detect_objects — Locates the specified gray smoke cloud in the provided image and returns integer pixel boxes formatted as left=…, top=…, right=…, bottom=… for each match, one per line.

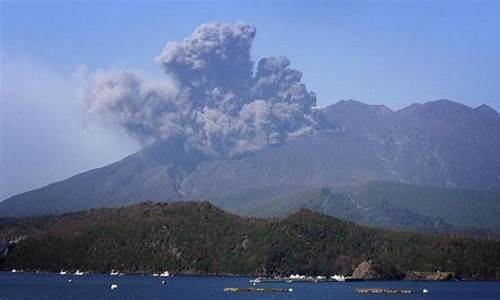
left=85, top=22, right=317, bottom=156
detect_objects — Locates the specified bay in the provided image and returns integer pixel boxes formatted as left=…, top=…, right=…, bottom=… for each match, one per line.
left=1, top=272, right=499, bottom=299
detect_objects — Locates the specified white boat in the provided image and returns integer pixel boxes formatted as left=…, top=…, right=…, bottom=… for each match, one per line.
left=110, top=269, right=119, bottom=276
left=152, top=273, right=159, bottom=277
left=423, top=289, right=429, bottom=294
left=59, top=270, right=68, bottom=275
left=74, top=270, right=84, bottom=276
left=11, top=269, right=17, bottom=273
left=289, top=274, right=306, bottom=280
left=110, top=284, right=118, bottom=290
left=330, top=274, right=346, bottom=282
left=249, top=278, right=261, bottom=283
left=159, top=271, right=170, bottom=277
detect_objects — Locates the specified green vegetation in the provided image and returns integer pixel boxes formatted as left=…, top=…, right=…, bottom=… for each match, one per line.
left=1, top=201, right=499, bottom=279
left=239, top=181, right=500, bottom=237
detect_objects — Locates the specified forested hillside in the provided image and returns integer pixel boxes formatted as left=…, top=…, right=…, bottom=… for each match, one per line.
left=1, top=202, right=499, bottom=279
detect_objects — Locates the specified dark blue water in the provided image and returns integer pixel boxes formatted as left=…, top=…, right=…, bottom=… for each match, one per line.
left=0, top=272, right=499, bottom=299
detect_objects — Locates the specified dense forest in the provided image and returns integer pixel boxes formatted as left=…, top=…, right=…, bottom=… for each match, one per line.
left=1, top=201, right=499, bottom=279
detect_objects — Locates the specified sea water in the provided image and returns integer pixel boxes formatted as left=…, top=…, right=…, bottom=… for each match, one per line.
left=0, top=272, right=499, bottom=299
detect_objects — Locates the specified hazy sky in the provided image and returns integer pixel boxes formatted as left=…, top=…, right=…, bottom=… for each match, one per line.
left=1, top=0, right=500, bottom=199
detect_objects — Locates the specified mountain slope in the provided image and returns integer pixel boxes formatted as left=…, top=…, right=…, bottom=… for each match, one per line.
left=239, top=181, right=500, bottom=234
left=1, top=100, right=499, bottom=234
left=1, top=202, right=499, bottom=279
left=181, top=99, right=500, bottom=204
left=0, top=140, right=206, bottom=216
left=323, top=99, right=500, bottom=190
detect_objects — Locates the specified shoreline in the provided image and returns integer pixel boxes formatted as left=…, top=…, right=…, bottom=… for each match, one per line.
left=1, top=270, right=498, bottom=282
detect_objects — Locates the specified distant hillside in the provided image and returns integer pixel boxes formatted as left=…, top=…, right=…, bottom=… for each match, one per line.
left=237, top=181, right=500, bottom=235
left=1, top=202, right=499, bottom=279
left=1, top=99, right=499, bottom=235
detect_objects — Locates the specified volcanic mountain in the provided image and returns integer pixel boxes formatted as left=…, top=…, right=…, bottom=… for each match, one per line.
left=1, top=99, right=500, bottom=233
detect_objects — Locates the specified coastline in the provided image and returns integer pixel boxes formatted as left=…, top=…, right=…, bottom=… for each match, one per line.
left=2, top=270, right=497, bottom=282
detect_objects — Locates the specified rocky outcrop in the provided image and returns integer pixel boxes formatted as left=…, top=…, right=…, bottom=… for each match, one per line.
left=351, top=260, right=406, bottom=280
left=351, top=261, right=382, bottom=280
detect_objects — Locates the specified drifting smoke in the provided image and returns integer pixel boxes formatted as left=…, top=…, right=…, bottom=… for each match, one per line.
left=85, top=22, right=318, bottom=156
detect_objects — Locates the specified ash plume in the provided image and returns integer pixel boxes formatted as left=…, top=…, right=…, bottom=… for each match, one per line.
left=85, top=22, right=318, bottom=156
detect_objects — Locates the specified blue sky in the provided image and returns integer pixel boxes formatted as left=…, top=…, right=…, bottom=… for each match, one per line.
left=3, top=0, right=500, bottom=108
left=1, top=0, right=500, bottom=199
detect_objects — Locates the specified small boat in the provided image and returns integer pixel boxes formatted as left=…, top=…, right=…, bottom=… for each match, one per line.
left=59, top=270, right=68, bottom=275
left=330, top=274, right=346, bottom=282
left=249, top=278, right=262, bottom=283
left=11, top=269, right=17, bottom=273
left=74, top=270, right=84, bottom=276
left=152, top=273, right=159, bottom=277
left=110, top=269, right=119, bottom=276
left=110, top=284, right=118, bottom=290
left=159, top=271, right=170, bottom=277
left=423, top=288, right=429, bottom=294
